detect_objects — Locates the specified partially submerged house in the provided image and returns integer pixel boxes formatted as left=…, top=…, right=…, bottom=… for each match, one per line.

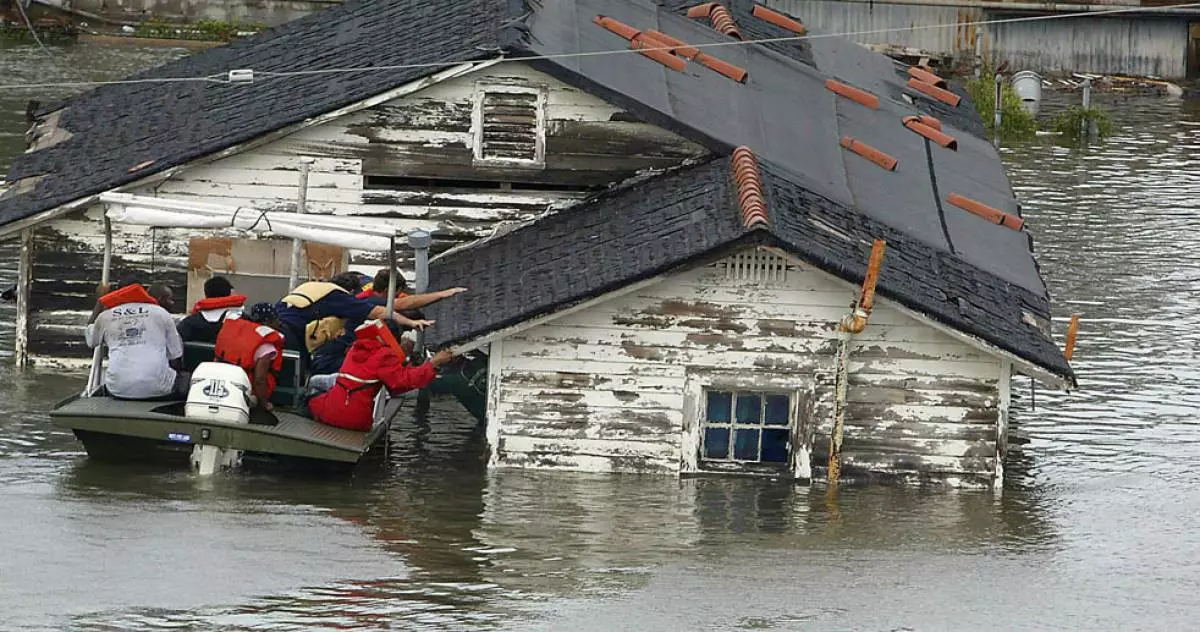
left=0, top=0, right=1074, bottom=485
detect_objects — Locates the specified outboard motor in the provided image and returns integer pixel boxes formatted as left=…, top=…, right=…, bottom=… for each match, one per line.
left=185, top=362, right=251, bottom=474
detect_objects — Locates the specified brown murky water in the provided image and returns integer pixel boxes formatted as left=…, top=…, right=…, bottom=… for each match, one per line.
left=2, top=40, right=1200, bottom=630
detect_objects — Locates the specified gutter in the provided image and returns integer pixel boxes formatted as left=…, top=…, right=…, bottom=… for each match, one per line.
left=772, top=0, right=1200, bottom=16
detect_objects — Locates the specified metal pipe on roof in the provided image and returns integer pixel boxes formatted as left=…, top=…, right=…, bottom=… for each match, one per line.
left=409, top=229, right=432, bottom=357
left=288, top=157, right=314, bottom=289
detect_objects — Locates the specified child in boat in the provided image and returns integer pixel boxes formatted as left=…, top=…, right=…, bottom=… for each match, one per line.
left=85, top=281, right=188, bottom=400
left=177, top=276, right=245, bottom=343
left=214, top=302, right=285, bottom=411
left=306, top=320, right=457, bottom=432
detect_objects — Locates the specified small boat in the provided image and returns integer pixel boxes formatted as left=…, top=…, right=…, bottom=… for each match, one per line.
left=52, top=342, right=407, bottom=474
left=51, top=192, right=443, bottom=475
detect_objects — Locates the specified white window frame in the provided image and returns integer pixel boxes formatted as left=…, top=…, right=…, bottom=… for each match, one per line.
left=682, top=371, right=814, bottom=480
left=471, top=83, right=547, bottom=168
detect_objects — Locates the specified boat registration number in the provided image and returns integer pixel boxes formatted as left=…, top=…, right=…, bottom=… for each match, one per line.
left=167, top=433, right=192, bottom=443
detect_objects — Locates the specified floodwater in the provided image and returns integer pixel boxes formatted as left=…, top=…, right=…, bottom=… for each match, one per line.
left=3, top=40, right=1200, bottom=630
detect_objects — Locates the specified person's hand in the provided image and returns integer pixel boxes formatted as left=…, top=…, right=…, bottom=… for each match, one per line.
left=410, top=319, right=435, bottom=330
left=263, top=401, right=274, bottom=412
left=430, top=349, right=456, bottom=368
left=95, top=283, right=111, bottom=298
left=441, top=287, right=468, bottom=298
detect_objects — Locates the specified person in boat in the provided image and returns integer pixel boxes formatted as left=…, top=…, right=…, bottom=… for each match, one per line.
left=357, top=268, right=467, bottom=314
left=304, top=270, right=465, bottom=375
left=84, top=280, right=188, bottom=400
left=306, top=319, right=457, bottom=432
left=276, top=273, right=433, bottom=359
left=177, top=276, right=246, bottom=343
left=214, top=302, right=285, bottom=412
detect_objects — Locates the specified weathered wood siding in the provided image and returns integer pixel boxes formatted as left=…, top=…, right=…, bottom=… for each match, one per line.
left=24, top=61, right=708, bottom=365
left=489, top=248, right=1007, bottom=487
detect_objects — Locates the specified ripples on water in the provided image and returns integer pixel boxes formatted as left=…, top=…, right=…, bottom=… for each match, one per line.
left=3, top=39, right=1200, bottom=629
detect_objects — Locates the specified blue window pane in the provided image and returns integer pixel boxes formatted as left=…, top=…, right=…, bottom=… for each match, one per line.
left=735, top=394, right=762, bottom=424
left=704, top=427, right=730, bottom=460
left=734, top=429, right=760, bottom=460
left=706, top=391, right=732, bottom=423
left=762, top=429, right=789, bottom=463
left=764, top=395, right=790, bottom=426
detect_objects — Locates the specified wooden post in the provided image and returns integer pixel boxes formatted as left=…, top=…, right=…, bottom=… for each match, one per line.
left=993, top=73, right=1003, bottom=148
left=84, top=215, right=113, bottom=396
left=287, top=157, right=314, bottom=289
left=974, top=29, right=984, bottom=79
left=13, top=228, right=33, bottom=368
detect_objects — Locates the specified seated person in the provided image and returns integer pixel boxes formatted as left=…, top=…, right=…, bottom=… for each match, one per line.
left=177, top=276, right=245, bottom=343
left=275, top=274, right=433, bottom=356
left=214, top=302, right=285, bottom=411
left=357, top=268, right=467, bottom=313
left=307, top=320, right=456, bottom=432
left=85, top=281, right=187, bottom=400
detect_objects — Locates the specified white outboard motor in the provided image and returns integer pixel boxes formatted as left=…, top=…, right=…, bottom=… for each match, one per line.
left=185, top=362, right=252, bottom=475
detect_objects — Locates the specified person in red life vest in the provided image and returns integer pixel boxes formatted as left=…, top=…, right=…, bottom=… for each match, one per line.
left=177, top=276, right=246, bottom=343
left=85, top=280, right=187, bottom=400
left=307, top=320, right=458, bottom=432
left=214, top=302, right=285, bottom=412
left=356, top=268, right=467, bottom=313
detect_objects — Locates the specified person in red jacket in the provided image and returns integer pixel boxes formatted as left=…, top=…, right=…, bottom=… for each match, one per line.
left=214, top=302, right=285, bottom=411
left=307, top=321, right=457, bottom=432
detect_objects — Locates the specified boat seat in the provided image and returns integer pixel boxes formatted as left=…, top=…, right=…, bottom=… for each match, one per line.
left=182, top=341, right=306, bottom=408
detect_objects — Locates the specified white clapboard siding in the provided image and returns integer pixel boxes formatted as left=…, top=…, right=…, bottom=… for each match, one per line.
left=491, top=248, right=1004, bottom=486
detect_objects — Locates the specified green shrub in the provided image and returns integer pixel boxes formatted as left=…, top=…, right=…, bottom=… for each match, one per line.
left=965, top=72, right=1039, bottom=141
left=1050, top=106, right=1114, bottom=141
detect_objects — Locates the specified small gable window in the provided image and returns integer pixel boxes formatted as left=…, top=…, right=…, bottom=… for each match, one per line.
left=471, top=84, right=546, bottom=167
left=702, top=390, right=793, bottom=469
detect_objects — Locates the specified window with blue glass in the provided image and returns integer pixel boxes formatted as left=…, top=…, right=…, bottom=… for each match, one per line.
left=702, top=390, right=792, bottom=465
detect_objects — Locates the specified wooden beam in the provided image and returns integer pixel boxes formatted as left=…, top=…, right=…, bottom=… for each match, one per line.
left=14, top=227, right=33, bottom=367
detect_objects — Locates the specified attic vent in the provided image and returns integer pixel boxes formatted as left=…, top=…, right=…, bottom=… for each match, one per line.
left=472, top=85, right=546, bottom=167
left=722, top=250, right=789, bottom=285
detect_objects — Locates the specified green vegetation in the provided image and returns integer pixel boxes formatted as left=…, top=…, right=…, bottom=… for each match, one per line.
left=1050, top=106, right=1114, bottom=142
left=964, top=71, right=1038, bottom=141
left=0, top=24, right=76, bottom=44
left=133, top=19, right=265, bottom=42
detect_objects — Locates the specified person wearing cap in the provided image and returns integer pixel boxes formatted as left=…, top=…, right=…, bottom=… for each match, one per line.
left=306, top=319, right=457, bottom=432
left=214, top=302, right=285, bottom=411
left=356, top=268, right=467, bottom=314
left=177, top=276, right=246, bottom=343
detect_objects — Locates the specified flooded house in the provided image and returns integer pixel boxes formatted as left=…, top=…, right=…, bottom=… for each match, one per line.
left=0, top=0, right=1074, bottom=485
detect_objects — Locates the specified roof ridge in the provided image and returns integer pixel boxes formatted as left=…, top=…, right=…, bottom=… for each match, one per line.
left=731, top=147, right=768, bottom=228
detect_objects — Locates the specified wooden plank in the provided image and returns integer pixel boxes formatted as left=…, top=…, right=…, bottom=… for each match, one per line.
left=14, top=228, right=33, bottom=367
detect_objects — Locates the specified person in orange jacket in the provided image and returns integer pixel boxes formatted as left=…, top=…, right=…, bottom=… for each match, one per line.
left=307, top=320, right=457, bottom=432
left=214, top=302, right=285, bottom=411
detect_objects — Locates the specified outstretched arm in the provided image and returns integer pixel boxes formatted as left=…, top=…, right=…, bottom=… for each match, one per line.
left=252, top=355, right=274, bottom=409
left=392, top=287, right=468, bottom=311
left=365, top=304, right=435, bottom=330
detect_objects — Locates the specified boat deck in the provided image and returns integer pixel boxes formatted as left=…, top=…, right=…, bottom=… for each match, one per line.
left=52, top=396, right=402, bottom=464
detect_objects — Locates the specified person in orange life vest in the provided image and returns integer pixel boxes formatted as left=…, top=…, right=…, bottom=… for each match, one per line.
left=215, top=302, right=285, bottom=411
left=356, top=268, right=467, bottom=314
left=177, top=276, right=246, bottom=343
left=85, top=280, right=188, bottom=399
left=307, top=320, right=457, bottom=432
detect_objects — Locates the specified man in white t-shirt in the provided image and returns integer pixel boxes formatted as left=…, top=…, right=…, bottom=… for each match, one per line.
left=85, top=283, right=188, bottom=400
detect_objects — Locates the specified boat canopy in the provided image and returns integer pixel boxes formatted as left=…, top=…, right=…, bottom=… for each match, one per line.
left=99, top=192, right=399, bottom=252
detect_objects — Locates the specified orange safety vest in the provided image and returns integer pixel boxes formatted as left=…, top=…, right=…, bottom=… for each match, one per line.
left=192, top=295, right=246, bottom=314
left=354, top=320, right=407, bottom=363
left=215, top=317, right=285, bottom=398
left=99, top=284, right=157, bottom=309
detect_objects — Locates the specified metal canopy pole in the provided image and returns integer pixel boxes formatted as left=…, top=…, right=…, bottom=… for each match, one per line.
left=288, top=157, right=314, bottom=288
left=408, top=229, right=432, bottom=357
left=84, top=214, right=113, bottom=397
left=386, top=234, right=397, bottom=320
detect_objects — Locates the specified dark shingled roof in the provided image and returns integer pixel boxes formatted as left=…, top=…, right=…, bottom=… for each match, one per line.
left=0, top=0, right=509, bottom=226
left=424, top=155, right=1072, bottom=380
left=0, top=0, right=1070, bottom=378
